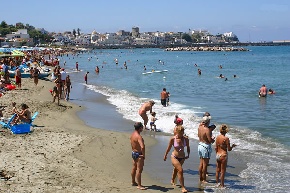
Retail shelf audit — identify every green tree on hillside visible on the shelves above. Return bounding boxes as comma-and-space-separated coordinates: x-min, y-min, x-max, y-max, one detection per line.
0, 28, 11, 36
15, 22, 25, 29
192, 34, 202, 43
182, 33, 192, 42
0, 21, 8, 28
0, 20, 53, 44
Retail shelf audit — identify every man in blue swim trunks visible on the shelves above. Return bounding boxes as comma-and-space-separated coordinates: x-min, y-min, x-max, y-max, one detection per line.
130, 122, 146, 190
198, 112, 215, 183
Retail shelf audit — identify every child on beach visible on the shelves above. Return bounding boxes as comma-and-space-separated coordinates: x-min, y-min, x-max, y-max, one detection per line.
52, 86, 60, 105
11, 102, 17, 114
149, 112, 157, 131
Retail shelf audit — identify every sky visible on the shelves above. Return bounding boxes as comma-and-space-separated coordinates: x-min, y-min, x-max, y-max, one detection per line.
1, 0, 289, 42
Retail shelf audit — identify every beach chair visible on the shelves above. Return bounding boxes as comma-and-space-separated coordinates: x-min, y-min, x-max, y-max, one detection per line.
0, 114, 16, 129
0, 114, 30, 134
30, 112, 38, 127
11, 112, 39, 134
10, 123, 31, 134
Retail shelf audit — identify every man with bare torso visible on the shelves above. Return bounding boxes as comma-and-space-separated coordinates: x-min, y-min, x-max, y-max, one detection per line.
130, 122, 146, 190
160, 88, 168, 107
198, 112, 215, 183
259, 84, 267, 97
138, 100, 155, 129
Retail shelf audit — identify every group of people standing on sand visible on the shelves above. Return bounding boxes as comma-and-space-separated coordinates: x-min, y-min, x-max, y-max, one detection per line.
132, 98, 237, 192
51, 66, 72, 105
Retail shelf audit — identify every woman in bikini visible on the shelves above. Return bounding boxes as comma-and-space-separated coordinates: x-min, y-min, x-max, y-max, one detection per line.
215, 124, 237, 188
164, 125, 190, 193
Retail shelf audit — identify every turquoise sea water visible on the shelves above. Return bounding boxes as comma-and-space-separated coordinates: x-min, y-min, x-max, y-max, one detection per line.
59, 46, 290, 192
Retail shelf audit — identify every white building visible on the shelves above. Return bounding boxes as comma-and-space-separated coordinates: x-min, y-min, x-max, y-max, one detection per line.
133, 33, 155, 45
52, 33, 71, 44
191, 29, 210, 36
5, 29, 34, 46
223, 32, 236, 38
98, 33, 120, 45
91, 30, 100, 44
6, 29, 30, 40
74, 34, 91, 46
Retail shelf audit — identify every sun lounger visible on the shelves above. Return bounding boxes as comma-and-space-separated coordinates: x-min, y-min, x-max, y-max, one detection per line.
0, 113, 32, 134
11, 123, 31, 134
0, 114, 16, 129
30, 112, 38, 127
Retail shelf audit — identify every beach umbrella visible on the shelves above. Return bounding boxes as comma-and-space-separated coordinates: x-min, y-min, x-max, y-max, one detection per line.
11, 50, 25, 57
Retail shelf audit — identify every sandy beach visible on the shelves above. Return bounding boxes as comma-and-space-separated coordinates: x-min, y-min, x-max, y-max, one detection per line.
0, 78, 179, 193
0, 77, 244, 193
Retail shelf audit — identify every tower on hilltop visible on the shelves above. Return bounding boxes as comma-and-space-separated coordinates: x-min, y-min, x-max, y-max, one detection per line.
132, 27, 139, 38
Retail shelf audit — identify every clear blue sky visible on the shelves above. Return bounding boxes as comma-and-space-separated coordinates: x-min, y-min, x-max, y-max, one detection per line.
1, 0, 289, 42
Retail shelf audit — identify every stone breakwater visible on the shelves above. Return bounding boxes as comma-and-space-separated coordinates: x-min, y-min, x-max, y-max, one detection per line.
165, 46, 249, 52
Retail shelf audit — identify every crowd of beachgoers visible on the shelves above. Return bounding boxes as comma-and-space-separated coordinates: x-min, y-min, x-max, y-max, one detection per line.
0, 47, 242, 193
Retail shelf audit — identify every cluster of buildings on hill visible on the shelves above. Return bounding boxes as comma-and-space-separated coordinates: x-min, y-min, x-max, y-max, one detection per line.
0, 27, 240, 48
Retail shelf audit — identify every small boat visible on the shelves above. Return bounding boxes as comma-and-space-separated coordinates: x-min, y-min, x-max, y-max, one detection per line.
9, 70, 51, 79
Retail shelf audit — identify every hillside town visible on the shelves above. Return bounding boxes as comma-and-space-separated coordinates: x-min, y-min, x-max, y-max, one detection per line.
0, 23, 240, 48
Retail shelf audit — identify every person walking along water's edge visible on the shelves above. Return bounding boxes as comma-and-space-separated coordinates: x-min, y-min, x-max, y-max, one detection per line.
164, 125, 190, 193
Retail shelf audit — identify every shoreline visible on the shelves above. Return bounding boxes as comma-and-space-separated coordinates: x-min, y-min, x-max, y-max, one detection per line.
0, 78, 181, 192
0, 78, 245, 192
66, 80, 247, 191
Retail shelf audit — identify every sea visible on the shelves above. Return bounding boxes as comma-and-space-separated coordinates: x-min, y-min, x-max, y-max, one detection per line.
55, 46, 290, 192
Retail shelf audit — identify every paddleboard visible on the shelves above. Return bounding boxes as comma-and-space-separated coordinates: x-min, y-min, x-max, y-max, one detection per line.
162, 70, 168, 72
154, 70, 162, 73
142, 71, 153, 75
